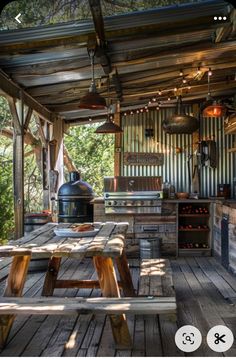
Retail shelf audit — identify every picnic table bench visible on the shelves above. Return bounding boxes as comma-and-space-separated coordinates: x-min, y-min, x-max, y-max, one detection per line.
0, 222, 176, 349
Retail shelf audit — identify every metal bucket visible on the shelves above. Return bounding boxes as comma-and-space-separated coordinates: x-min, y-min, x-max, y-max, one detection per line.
140, 237, 162, 259
24, 213, 52, 234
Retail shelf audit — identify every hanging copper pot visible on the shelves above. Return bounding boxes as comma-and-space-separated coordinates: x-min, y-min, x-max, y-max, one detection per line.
162, 96, 199, 134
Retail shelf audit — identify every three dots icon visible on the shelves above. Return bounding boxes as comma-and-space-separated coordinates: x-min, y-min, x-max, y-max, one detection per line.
214, 16, 227, 20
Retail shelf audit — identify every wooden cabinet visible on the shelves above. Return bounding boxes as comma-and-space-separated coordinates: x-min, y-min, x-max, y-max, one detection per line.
178, 202, 212, 256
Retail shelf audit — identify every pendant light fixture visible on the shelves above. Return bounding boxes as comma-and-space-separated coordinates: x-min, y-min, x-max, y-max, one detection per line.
202, 68, 226, 117
79, 47, 107, 110
95, 77, 123, 134
162, 95, 199, 134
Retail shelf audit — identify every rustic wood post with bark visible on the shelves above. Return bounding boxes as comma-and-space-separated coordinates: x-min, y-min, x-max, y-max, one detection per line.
114, 102, 121, 176
8, 94, 32, 239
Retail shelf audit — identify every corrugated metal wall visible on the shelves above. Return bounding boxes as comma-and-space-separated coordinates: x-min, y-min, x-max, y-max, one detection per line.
122, 107, 193, 192
200, 117, 236, 197
121, 108, 236, 197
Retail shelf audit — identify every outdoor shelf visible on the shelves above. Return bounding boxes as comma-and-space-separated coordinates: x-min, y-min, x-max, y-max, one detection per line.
178, 228, 209, 231
178, 214, 209, 217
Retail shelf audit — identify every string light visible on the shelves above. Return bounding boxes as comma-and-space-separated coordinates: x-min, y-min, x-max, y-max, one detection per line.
120, 66, 221, 117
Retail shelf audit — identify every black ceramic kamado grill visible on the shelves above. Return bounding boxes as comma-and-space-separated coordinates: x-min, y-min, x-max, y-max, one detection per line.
57, 171, 94, 223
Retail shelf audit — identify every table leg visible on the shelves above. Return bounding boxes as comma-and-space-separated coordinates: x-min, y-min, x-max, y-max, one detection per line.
93, 256, 132, 348
115, 251, 135, 296
0, 255, 31, 349
42, 256, 61, 296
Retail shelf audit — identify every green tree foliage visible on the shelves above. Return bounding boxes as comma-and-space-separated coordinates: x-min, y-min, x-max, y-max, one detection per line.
0, 0, 199, 29
0, 136, 14, 243
64, 123, 114, 196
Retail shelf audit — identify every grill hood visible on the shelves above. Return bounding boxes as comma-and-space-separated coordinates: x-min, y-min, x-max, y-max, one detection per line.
58, 171, 94, 198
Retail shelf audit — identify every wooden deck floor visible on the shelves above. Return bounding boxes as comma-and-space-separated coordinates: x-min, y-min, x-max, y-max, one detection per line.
0, 256, 236, 357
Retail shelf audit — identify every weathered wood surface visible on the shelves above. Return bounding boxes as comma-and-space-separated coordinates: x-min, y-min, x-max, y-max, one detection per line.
138, 258, 175, 298
0, 255, 31, 349
0, 296, 177, 315
93, 255, 132, 348
1, 257, 236, 356
0, 222, 128, 259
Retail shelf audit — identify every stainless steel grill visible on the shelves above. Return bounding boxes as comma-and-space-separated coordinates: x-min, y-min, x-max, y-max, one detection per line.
104, 176, 163, 214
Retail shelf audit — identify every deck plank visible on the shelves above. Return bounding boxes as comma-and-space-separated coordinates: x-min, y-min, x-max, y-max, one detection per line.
0, 256, 236, 356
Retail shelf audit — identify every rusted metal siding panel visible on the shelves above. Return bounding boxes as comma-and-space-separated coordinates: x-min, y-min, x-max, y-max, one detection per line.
200, 117, 236, 197
121, 107, 193, 192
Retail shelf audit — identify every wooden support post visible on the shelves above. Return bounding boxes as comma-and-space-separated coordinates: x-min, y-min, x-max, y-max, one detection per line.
8, 96, 25, 239
41, 121, 50, 210
0, 255, 31, 348
114, 102, 122, 176
93, 256, 132, 348
42, 256, 61, 296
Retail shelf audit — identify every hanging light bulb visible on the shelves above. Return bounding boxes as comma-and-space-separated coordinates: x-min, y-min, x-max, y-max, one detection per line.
79, 47, 107, 110
179, 69, 183, 76
202, 68, 226, 117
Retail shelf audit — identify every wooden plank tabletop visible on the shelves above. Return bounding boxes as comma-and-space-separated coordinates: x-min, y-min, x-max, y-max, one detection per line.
0, 222, 128, 259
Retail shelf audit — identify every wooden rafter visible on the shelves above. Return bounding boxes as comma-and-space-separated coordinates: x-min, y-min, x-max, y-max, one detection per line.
0, 71, 53, 123
88, 0, 112, 75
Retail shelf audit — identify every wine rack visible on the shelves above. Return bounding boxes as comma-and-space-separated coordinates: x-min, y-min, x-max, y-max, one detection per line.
178, 203, 212, 256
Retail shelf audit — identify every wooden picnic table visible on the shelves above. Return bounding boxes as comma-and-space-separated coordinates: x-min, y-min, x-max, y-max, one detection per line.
0, 222, 135, 349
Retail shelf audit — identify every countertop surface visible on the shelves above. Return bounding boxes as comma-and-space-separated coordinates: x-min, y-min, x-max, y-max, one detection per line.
92, 197, 226, 204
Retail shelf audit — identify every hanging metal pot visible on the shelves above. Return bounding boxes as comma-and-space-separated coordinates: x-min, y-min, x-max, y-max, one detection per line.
162, 96, 199, 134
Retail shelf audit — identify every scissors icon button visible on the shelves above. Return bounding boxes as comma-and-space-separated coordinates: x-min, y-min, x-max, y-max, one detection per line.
214, 333, 226, 344
207, 325, 234, 352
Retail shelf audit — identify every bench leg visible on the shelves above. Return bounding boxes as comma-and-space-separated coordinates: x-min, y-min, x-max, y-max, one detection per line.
0, 255, 31, 349
116, 251, 135, 297
93, 256, 132, 348
42, 256, 61, 296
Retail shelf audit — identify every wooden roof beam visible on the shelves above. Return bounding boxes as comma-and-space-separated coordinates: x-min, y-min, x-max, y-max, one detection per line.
88, 0, 112, 75
112, 70, 123, 101
0, 71, 54, 123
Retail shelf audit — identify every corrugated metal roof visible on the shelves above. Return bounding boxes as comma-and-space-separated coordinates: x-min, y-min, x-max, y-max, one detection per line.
0, 0, 235, 123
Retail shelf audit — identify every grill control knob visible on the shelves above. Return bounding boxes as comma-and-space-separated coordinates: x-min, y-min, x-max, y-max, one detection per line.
113, 200, 117, 205
108, 201, 112, 206
123, 201, 127, 205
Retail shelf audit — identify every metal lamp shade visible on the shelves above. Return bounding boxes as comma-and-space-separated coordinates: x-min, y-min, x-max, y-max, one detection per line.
79, 84, 107, 110
203, 101, 226, 117
162, 96, 199, 134
95, 117, 123, 134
